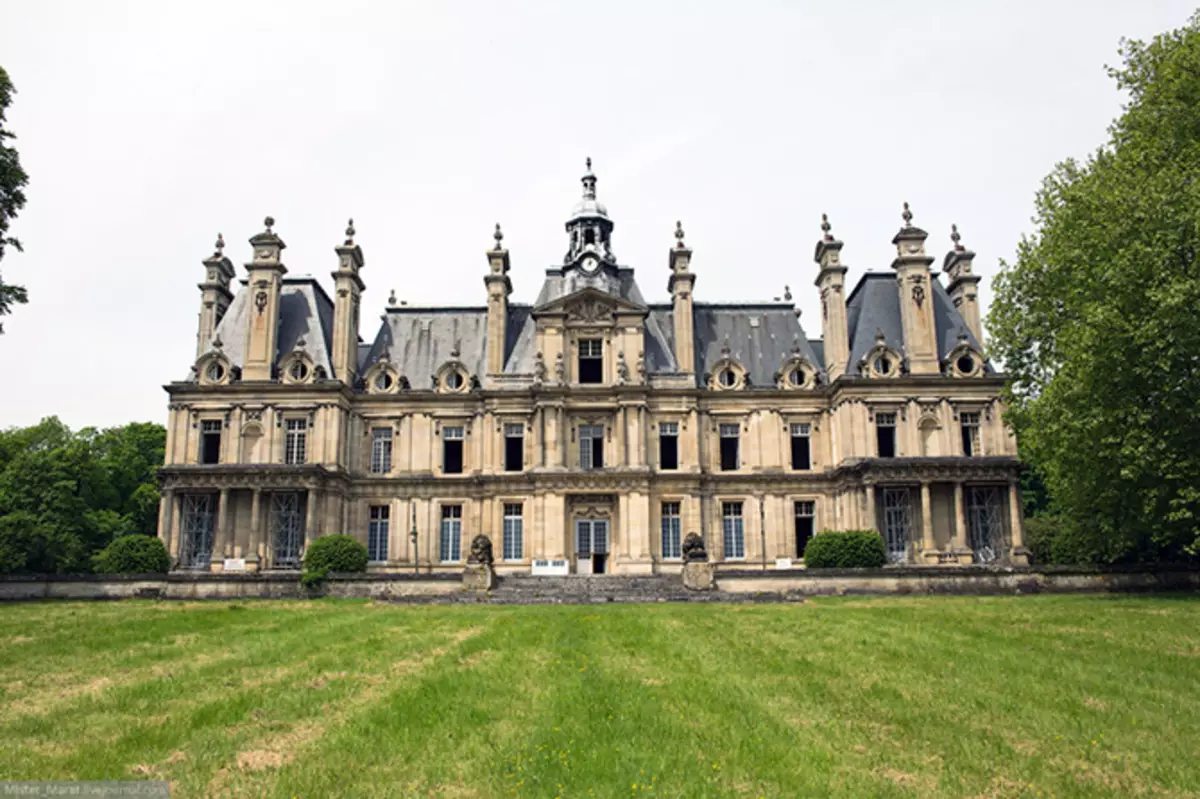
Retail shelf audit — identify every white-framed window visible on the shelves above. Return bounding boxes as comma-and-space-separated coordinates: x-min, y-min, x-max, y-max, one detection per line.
794, 500, 815, 558
722, 501, 745, 560
443, 425, 465, 474
288, 360, 310, 381
578, 339, 603, 384
200, 419, 222, 465
440, 504, 462, 562
961, 412, 983, 456
719, 423, 740, 471
661, 501, 682, 559
718, 368, 737, 388
790, 423, 811, 470
368, 505, 390, 563
370, 427, 393, 474
284, 418, 307, 465
659, 422, 679, 470
502, 503, 523, 561
875, 412, 897, 458
579, 424, 604, 470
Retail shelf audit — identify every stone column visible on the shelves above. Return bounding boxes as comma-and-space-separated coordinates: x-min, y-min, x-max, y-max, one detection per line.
952, 481, 971, 563
306, 489, 319, 548
249, 488, 263, 566
216, 487, 231, 564
158, 487, 176, 556
920, 481, 938, 563
864, 484, 876, 532
168, 492, 183, 561
1008, 479, 1030, 565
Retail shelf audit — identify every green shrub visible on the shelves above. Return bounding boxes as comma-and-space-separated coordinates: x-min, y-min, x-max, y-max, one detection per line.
302, 534, 368, 588
803, 530, 887, 569
92, 534, 170, 574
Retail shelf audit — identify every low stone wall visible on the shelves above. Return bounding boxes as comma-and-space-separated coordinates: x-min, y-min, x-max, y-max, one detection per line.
0, 565, 1195, 602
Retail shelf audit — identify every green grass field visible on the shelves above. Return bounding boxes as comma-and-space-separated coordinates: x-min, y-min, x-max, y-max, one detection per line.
1, 596, 1198, 798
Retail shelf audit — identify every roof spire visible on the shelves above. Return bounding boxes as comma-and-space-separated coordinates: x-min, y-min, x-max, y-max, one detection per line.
214, 232, 225, 256
674, 220, 686, 249
901, 202, 913, 227
581, 157, 597, 200
388, 288, 397, 306
820, 213, 833, 242
264, 216, 275, 234
344, 218, 356, 246
783, 285, 792, 302
493, 223, 504, 250
950, 223, 964, 252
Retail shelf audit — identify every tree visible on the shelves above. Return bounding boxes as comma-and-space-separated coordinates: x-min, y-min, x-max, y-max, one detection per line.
989, 14, 1200, 563
0, 66, 29, 334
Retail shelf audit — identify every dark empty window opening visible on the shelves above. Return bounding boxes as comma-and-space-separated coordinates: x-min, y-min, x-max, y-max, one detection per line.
719, 423, 740, 471
659, 422, 679, 470
584, 228, 596, 246
579, 425, 605, 470
504, 423, 524, 472
443, 425, 464, 474
579, 339, 603, 384
795, 500, 815, 559
200, 420, 222, 465
957, 355, 976, 375
790, 423, 811, 470
961, 412, 982, 456
876, 412, 897, 458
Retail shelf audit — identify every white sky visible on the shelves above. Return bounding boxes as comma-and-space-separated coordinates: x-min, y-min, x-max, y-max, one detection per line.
0, 1, 1191, 429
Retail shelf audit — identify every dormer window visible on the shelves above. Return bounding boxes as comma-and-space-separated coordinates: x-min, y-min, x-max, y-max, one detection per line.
787, 367, 805, 386
374, 372, 393, 391
446, 371, 464, 390
288, 361, 309, 382
579, 339, 603, 384
205, 362, 225, 383
436, 363, 470, 393
873, 355, 894, 376
718, 369, 737, 388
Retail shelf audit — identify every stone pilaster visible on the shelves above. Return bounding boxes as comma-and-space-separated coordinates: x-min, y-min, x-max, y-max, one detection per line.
814, 215, 850, 380
891, 204, 939, 375
944, 224, 983, 343
197, 234, 234, 357
331, 220, 365, 385
668, 222, 696, 377
242, 217, 288, 381
485, 225, 512, 377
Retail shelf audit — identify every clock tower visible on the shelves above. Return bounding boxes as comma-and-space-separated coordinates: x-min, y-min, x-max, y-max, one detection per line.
563, 158, 617, 272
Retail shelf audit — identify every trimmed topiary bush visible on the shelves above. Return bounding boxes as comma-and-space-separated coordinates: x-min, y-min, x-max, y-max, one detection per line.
92, 534, 170, 574
803, 530, 887, 569
301, 534, 368, 588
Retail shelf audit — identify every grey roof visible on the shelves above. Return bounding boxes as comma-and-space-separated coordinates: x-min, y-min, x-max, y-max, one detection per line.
361, 307, 490, 386
809, 339, 825, 370
199, 276, 335, 379
693, 304, 821, 387
533, 266, 647, 309
846, 272, 990, 374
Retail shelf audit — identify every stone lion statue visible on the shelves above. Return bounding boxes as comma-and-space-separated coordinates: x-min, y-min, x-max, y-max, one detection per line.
467, 534, 494, 566
682, 532, 708, 563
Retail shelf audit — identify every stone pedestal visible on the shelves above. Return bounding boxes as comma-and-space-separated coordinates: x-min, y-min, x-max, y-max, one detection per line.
462, 563, 495, 593
1010, 546, 1031, 566
682, 561, 715, 591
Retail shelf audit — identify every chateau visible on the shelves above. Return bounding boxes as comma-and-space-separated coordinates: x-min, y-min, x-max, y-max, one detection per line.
157, 161, 1029, 574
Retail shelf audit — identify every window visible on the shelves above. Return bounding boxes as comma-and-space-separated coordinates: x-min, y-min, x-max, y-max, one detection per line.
439, 504, 462, 562
790, 423, 811, 470
502, 503, 523, 561
284, 418, 307, 464
289, 360, 309, 381
956, 354, 976, 375
445, 370, 464, 390
661, 502, 682, 559
504, 423, 524, 472
794, 501, 815, 559
967, 486, 1003, 563
442, 425, 464, 474
368, 505, 390, 562
718, 368, 737, 388
370, 427, 393, 474
205, 361, 225, 382
719, 423, 740, 471
961, 412, 982, 456
658, 422, 679, 470
722, 502, 745, 559
200, 419, 222, 465
374, 371, 393, 391
873, 354, 894, 376
787, 367, 806, 387
579, 424, 604, 470
882, 488, 912, 563
875, 412, 896, 458
578, 339, 603, 384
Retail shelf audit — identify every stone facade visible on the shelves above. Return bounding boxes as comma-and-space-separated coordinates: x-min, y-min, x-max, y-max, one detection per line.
158, 162, 1028, 574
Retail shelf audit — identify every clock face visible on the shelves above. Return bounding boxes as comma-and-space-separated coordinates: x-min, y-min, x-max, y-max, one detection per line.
580, 255, 599, 274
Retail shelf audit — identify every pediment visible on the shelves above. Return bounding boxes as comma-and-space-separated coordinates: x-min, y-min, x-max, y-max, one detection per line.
532, 287, 647, 321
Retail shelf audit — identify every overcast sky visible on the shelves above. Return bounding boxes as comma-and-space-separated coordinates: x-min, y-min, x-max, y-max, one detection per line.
0, 1, 1192, 429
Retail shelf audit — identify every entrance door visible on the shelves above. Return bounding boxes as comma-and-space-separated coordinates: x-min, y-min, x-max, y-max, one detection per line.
270, 491, 305, 569
575, 519, 610, 574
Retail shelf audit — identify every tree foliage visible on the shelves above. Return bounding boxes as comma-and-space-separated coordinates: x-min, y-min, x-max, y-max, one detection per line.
0, 418, 165, 574
93, 534, 170, 574
989, 15, 1200, 563
0, 65, 29, 333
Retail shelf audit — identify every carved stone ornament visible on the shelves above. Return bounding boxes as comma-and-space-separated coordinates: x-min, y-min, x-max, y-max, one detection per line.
682, 532, 708, 562
616, 351, 630, 384
467, 534, 494, 566
570, 298, 614, 324
254, 291, 268, 315
554, 352, 566, 382
533, 352, 548, 384
912, 284, 926, 309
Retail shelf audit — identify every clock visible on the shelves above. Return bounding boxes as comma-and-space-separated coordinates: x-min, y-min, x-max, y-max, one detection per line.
580, 255, 599, 274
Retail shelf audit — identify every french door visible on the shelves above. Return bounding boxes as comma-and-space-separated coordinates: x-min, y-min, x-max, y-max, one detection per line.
575, 519, 610, 574
180, 493, 216, 570
271, 492, 305, 568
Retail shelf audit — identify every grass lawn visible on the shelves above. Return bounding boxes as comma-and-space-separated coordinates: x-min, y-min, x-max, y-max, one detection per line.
0, 596, 1198, 798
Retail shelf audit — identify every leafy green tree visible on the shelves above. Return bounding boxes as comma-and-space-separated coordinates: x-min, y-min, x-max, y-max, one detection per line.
989, 15, 1200, 563
0, 66, 29, 334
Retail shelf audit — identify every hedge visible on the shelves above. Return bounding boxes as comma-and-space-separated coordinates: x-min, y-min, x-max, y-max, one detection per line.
302, 534, 368, 588
92, 534, 170, 574
803, 530, 887, 569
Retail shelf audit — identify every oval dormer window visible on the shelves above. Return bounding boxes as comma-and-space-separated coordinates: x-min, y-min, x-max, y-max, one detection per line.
956, 354, 976, 375
873, 355, 893, 376
445, 371, 464, 390
205, 362, 225, 382
289, 361, 309, 381
718, 369, 737, 388
374, 372, 393, 391
788, 367, 806, 387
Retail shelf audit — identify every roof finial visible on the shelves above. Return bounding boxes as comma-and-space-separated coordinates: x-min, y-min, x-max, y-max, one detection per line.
214, 232, 225, 256
586, 156, 592, 173
783, 285, 792, 302
493, 223, 504, 249
581, 157, 597, 200
388, 288, 397, 306
820, 213, 833, 242
901, 202, 913, 227
344, 218, 356, 245
674, 220, 685, 248
721, 334, 731, 357
951, 223, 963, 252
264, 216, 275, 234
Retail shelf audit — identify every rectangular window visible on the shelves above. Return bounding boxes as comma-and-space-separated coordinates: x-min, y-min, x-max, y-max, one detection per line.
370, 427, 393, 474
502, 503, 523, 561
794, 500, 815, 559
790, 423, 811, 470
578, 339, 603, 384
875, 412, 896, 458
661, 501, 682, 559
579, 424, 605, 470
200, 419, 222, 465
719, 423, 740, 471
442, 425, 464, 474
284, 418, 307, 465
961, 412, 982, 457
882, 487, 912, 563
368, 505, 390, 563
659, 422, 679, 470
440, 504, 462, 562
722, 501, 745, 559
504, 423, 524, 472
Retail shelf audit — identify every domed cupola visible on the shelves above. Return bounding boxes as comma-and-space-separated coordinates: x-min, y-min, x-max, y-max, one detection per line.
564, 157, 617, 271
